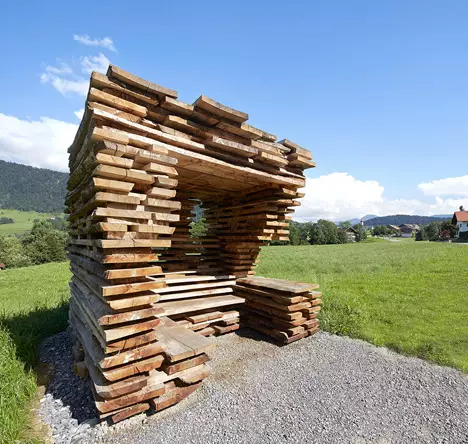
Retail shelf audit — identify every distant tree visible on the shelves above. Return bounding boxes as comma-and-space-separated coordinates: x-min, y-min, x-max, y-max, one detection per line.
353, 224, 367, 242
440, 220, 456, 238
0, 217, 14, 225
189, 217, 207, 238
419, 222, 442, 242
308, 223, 326, 245
460, 205, 465, 211
316, 219, 340, 244
50, 216, 67, 231
0, 235, 31, 268
298, 222, 312, 244
288, 221, 301, 245
372, 225, 390, 236
415, 230, 426, 241
337, 229, 348, 244
339, 221, 352, 230
22, 220, 68, 264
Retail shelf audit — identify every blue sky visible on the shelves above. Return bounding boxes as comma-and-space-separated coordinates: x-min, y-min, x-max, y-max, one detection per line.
1, 0, 467, 220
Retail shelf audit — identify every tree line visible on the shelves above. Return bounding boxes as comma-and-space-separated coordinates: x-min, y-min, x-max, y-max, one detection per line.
0, 218, 68, 268
415, 220, 456, 241
286, 220, 368, 245
0, 160, 67, 213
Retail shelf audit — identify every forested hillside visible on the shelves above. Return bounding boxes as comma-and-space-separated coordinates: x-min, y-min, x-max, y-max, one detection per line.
364, 214, 449, 226
0, 160, 67, 212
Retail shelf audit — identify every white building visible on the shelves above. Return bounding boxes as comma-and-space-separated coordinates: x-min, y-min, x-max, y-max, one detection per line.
452, 211, 468, 238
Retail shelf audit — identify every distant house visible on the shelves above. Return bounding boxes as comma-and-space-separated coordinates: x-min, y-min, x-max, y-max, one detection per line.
452, 211, 468, 238
398, 224, 420, 238
387, 224, 401, 234
345, 227, 357, 242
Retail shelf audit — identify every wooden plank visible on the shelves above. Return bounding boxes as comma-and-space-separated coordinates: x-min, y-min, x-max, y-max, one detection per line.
156, 295, 245, 316
150, 382, 201, 412
111, 403, 150, 423
277, 138, 311, 158
158, 287, 233, 301
107, 65, 178, 98
161, 353, 210, 375
193, 95, 248, 123
237, 276, 319, 294
89, 87, 147, 117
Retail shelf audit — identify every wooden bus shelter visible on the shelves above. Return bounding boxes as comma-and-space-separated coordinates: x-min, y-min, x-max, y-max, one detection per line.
66, 65, 321, 423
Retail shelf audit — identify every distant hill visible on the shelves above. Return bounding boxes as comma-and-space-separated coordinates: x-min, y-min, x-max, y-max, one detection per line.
363, 214, 452, 227
347, 214, 378, 225
432, 214, 453, 219
0, 160, 67, 213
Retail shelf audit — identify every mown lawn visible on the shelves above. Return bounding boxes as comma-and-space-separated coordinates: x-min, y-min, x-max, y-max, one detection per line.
257, 239, 468, 372
0, 262, 70, 443
0, 210, 63, 236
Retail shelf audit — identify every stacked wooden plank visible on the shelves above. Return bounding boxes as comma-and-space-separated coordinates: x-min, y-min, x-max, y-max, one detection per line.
172, 309, 241, 336
235, 277, 322, 344
66, 64, 317, 423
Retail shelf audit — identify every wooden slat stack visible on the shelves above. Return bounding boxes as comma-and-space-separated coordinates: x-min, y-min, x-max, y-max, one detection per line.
66, 64, 317, 423
235, 277, 322, 344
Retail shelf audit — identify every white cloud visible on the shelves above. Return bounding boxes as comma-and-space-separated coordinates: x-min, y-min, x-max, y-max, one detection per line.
0, 113, 77, 172
294, 172, 467, 222
74, 108, 84, 120
418, 175, 468, 197
40, 52, 110, 96
80, 53, 110, 74
44, 62, 72, 75
40, 72, 89, 96
73, 34, 117, 52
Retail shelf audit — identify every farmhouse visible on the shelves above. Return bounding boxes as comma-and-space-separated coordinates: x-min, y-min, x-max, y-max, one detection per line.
452, 211, 468, 238
398, 224, 420, 238
387, 224, 400, 234
345, 227, 357, 242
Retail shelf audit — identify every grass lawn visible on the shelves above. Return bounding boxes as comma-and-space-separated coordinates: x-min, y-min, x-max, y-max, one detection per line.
0, 210, 62, 236
0, 262, 70, 443
257, 239, 468, 372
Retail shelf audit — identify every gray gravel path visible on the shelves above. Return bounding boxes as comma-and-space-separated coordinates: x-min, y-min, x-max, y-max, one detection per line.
39, 329, 468, 444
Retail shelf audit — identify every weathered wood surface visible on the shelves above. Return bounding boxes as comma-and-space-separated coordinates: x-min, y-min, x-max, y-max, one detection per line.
67, 64, 317, 423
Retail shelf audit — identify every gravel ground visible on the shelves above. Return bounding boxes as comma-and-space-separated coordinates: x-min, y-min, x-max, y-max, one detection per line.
38, 329, 468, 444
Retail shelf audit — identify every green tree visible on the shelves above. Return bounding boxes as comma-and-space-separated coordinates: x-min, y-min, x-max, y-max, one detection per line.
353, 224, 367, 242
339, 221, 352, 230
308, 223, 326, 245
317, 219, 340, 244
23, 220, 68, 264
0, 235, 31, 268
337, 229, 348, 244
424, 222, 442, 241
440, 220, 456, 238
288, 221, 301, 245
189, 217, 207, 238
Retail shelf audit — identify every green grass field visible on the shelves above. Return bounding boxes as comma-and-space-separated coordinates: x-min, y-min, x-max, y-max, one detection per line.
0, 239, 467, 441
0, 210, 62, 236
257, 239, 468, 371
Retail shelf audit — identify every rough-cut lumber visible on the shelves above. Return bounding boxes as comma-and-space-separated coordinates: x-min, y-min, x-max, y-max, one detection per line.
67, 64, 317, 424
235, 277, 321, 345
193, 95, 248, 123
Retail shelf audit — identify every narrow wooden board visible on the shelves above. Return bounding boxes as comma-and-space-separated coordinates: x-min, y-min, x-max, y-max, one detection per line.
156, 295, 245, 316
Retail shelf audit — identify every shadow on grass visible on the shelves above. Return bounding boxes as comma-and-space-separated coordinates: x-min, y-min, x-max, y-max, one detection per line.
0, 299, 69, 369
1, 301, 97, 424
